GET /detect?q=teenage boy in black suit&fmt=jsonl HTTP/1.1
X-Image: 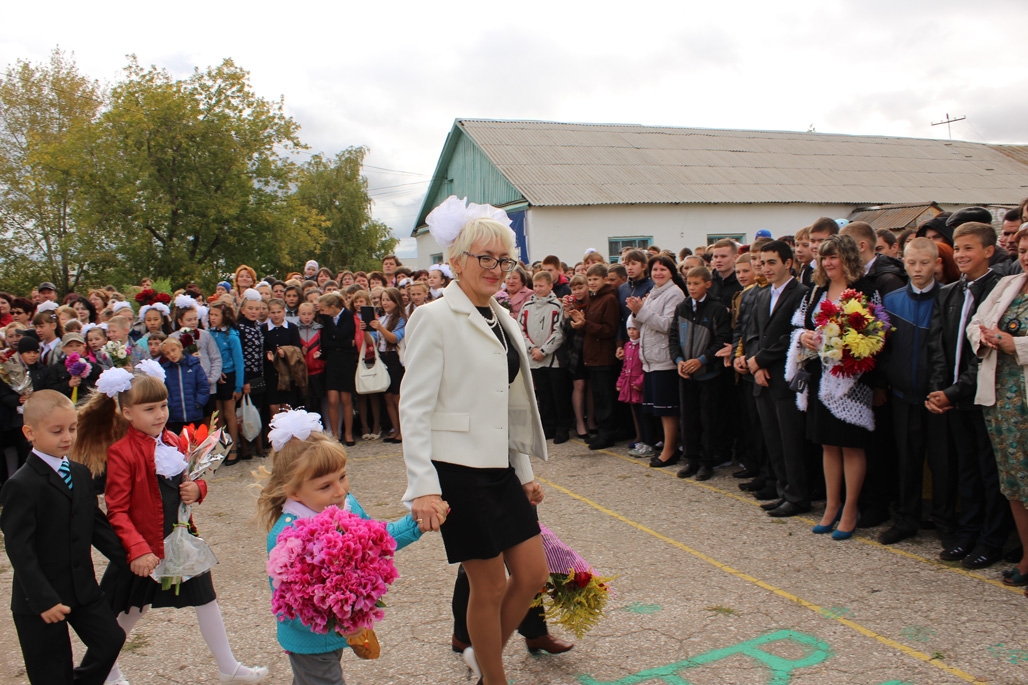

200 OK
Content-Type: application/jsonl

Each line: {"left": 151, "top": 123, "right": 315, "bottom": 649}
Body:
{"left": 927, "top": 222, "right": 1010, "bottom": 569}
{"left": 748, "top": 241, "right": 811, "bottom": 517}
{"left": 1, "top": 390, "right": 126, "bottom": 684}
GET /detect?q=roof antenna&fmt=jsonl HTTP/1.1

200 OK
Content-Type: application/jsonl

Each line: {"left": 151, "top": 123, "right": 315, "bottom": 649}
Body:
{"left": 806, "top": 124, "right": 816, "bottom": 133}
{"left": 931, "top": 113, "right": 965, "bottom": 140}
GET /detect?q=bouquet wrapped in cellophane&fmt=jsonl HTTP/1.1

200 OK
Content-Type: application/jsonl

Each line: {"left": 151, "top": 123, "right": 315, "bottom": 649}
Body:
{"left": 531, "top": 524, "right": 615, "bottom": 639}
{"left": 150, "top": 414, "right": 232, "bottom": 594}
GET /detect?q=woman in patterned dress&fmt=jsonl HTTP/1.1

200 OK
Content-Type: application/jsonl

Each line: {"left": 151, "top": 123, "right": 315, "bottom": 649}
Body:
{"left": 969, "top": 226, "right": 1028, "bottom": 588}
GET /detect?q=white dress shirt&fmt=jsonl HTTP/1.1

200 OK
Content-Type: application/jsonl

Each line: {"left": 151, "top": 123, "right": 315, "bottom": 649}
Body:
{"left": 769, "top": 277, "right": 794, "bottom": 314}
{"left": 954, "top": 270, "right": 992, "bottom": 384}
{"left": 32, "top": 448, "right": 68, "bottom": 475}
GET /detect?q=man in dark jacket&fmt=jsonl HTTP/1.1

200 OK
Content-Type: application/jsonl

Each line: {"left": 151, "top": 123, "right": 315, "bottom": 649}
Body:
{"left": 926, "top": 221, "right": 1009, "bottom": 568}
{"left": 542, "top": 255, "right": 571, "bottom": 299}
{"left": 880, "top": 238, "right": 948, "bottom": 545}
{"left": 747, "top": 241, "right": 811, "bottom": 517}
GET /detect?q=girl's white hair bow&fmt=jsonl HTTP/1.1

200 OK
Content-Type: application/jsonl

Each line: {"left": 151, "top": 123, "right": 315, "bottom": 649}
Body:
{"left": 36, "top": 301, "right": 58, "bottom": 313}
{"left": 136, "top": 358, "right": 166, "bottom": 382}
{"left": 96, "top": 367, "right": 134, "bottom": 398}
{"left": 174, "top": 294, "right": 198, "bottom": 310}
{"left": 268, "top": 409, "right": 324, "bottom": 452}
{"left": 242, "top": 288, "right": 262, "bottom": 302}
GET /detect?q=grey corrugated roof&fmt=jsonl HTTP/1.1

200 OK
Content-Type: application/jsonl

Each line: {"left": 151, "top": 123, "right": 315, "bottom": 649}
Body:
{"left": 457, "top": 120, "right": 1028, "bottom": 207}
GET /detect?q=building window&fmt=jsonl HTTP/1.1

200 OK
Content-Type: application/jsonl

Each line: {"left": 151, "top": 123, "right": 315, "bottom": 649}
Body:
{"left": 431, "top": 253, "right": 443, "bottom": 265}
{"left": 608, "top": 236, "right": 652, "bottom": 263}
{"left": 706, "top": 233, "right": 745, "bottom": 245}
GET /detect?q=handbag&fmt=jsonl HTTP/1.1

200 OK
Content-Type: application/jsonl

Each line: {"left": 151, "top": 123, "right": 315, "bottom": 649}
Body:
{"left": 355, "top": 347, "right": 390, "bottom": 395}
{"left": 788, "top": 365, "right": 810, "bottom": 393}
{"left": 238, "top": 395, "right": 262, "bottom": 442}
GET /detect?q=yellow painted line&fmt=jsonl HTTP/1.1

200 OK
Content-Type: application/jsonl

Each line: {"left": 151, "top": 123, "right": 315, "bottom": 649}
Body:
{"left": 587, "top": 441, "right": 1022, "bottom": 595}
{"left": 537, "top": 475, "right": 980, "bottom": 683}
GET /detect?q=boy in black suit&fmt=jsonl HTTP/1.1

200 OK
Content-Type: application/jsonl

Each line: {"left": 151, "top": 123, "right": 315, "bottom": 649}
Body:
{"left": 748, "top": 241, "right": 811, "bottom": 517}
{"left": 927, "top": 222, "right": 1010, "bottom": 568}
{"left": 1, "top": 390, "right": 126, "bottom": 684}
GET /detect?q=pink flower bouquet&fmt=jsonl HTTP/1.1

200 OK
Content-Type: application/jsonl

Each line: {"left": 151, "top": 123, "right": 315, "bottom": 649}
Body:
{"left": 268, "top": 505, "right": 398, "bottom": 637}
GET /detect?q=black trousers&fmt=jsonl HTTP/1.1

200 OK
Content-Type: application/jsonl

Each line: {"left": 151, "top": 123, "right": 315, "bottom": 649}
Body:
{"left": 13, "top": 594, "right": 125, "bottom": 685}
{"left": 714, "top": 370, "right": 738, "bottom": 462}
{"left": 737, "top": 380, "right": 768, "bottom": 474}
{"left": 891, "top": 399, "right": 948, "bottom": 533}
{"left": 755, "top": 390, "right": 809, "bottom": 505}
{"left": 531, "top": 367, "right": 571, "bottom": 438}
{"left": 859, "top": 401, "right": 898, "bottom": 517}
{"left": 680, "top": 378, "right": 718, "bottom": 467}
{"left": 452, "top": 565, "right": 547, "bottom": 642}
{"left": 950, "top": 408, "right": 1012, "bottom": 550}
{"left": 588, "top": 366, "right": 619, "bottom": 441}
{"left": 926, "top": 414, "right": 960, "bottom": 542}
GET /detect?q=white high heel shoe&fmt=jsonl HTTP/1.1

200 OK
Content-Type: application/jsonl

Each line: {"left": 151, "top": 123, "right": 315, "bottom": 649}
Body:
{"left": 218, "top": 664, "right": 269, "bottom": 683}
{"left": 462, "top": 647, "right": 481, "bottom": 679}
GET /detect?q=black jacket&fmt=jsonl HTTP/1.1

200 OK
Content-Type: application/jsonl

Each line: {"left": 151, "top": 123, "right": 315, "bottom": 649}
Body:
{"left": 753, "top": 279, "right": 809, "bottom": 398}
{"left": 1, "top": 454, "right": 126, "bottom": 615}
{"left": 317, "top": 311, "right": 358, "bottom": 357}
{"left": 866, "top": 255, "right": 907, "bottom": 300}
{"left": 927, "top": 270, "right": 1002, "bottom": 409}
{"left": 669, "top": 297, "right": 731, "bottom": 382}
{"left": 732, "top": 284, "right": 766, "bottom": 369}
{"left": 709, "top": 270, "right": 743, "bottom": 310}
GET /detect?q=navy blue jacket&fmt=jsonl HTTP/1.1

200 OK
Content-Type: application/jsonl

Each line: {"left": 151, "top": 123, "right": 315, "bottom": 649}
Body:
{"left": 162, "top": 355, "right": 210, "bottom": 423}
{"left": 883, "top": 282, "right": 940, "bottom": 405}
{"left": 617, "top": 276, "right": 654, "bottom": 342}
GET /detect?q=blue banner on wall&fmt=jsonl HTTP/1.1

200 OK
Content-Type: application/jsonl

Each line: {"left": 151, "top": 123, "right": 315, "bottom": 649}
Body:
{"left": 509, "top": 210, "right": 528, "bottom": 263}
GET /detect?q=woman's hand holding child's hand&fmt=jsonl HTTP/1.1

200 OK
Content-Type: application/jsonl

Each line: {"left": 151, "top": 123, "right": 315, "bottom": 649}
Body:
{"left": 130, "top": 553, "right": 160, "bottom": 578}
{"left": 180, "top": 480, "right": 201, "bottom": 505}
{"left": 412, "top": 495, "right": 447, "bottom": 532}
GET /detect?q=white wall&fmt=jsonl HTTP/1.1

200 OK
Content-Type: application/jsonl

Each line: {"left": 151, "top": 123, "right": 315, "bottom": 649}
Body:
{"left": 523, "top": 203, "right": 855, "bottom": 264}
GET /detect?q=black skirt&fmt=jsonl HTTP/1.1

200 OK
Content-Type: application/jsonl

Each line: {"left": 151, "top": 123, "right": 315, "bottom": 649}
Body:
{"left": 101, "top": 473, "right": 216, "bottom": 613}
{"left": 214, "top": 371, "right": 236, "bottom": 401}
{"left": 433, "top": 461, "right": 540, "bottom": 564}
{"left": 805, "top": 363, "right": 872, "bottom": 449}
{"left": 324, "top": 351, "right": 357, "bottom": 394}
{"left": 643, "top": 369, "right": 680, "bottom": 416}
{"left": 381, "top": 350, "right": 404, "bottom": 395}
{"left": 264, "top": 366, "right": 299, "bottom": 406}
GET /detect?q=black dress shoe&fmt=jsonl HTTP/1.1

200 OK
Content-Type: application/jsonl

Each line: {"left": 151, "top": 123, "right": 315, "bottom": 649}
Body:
{"left": 767, "top": 501, "right": 811, "bottom": 518}
{"left": 961, "top": 546, "right": 1003, "bottom": 569}
{"left": 733, "top": 467, "right": 759, "bottom": 479}
{"left": 694, "top": 465, "right": 714, "bottom": 481}
{"left": 1005, "top": 546, "right": 1023, "bottom": 563}
{"left": 760, "top": 498, "right": 786, "bottom": 511}
{"left": 650, "top": 455, "right": 679, "bottom": 468}
{"left": 878, "top": 527, "right": 916, "bottom": 545}
{"left": 739, "top": 479, "right": 766, "bottom": 492}
{"left": 856, "top": 508, "right": 890, "bottom": 529}
{"left": 346, "top": 440, "right": 356, "bottom": 447}
{"left": 554, "top": 432, "right": 570, "bottom": 445}
{"left": 939, "top": 543, "right": 973, "bottom": 561}
{"left": 676, "top": 461, "right": 699, "bottom": 478}
{"left": 753, "top": 486, "right": 780, "bottom": 501}
{"left": 589, "top": 437, "right": 615, "bottom": 451}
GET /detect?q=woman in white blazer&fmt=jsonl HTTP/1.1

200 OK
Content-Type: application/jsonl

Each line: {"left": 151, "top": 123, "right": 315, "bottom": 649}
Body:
{"left": 399, "top": 197, "right": 549, "bottom": 685}
{"left": 968, "top": 229, "right": 1028, "bottom": 586}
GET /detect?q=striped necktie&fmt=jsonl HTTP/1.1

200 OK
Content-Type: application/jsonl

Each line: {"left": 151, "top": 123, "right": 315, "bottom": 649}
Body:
{"left": 58, "top": 460, "right": 73, "bottom": 490}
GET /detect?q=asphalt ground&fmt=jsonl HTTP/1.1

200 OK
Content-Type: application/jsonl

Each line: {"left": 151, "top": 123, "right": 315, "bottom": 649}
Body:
{"left": 2, "top": 437, "right": 1027, "bottom": 684}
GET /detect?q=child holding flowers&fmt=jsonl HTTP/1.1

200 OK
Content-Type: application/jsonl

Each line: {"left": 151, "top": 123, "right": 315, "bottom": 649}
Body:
{"left": 73, "top": 366, "right": 268, "bottom": 684}
{"left": 256, "top": 409, "right": 443, "bottom": 685}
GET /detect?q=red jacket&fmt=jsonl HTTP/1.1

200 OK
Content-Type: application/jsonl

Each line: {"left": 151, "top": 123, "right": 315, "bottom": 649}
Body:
{"left": 105, "top": 426, "right": 208, "bottom": 561}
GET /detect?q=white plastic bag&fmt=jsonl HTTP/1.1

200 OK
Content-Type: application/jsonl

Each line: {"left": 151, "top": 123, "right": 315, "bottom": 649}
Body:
{"left": 150, "top": 504, "right": 219, "bottom": 593}
{"left": 239, "top": 394, "right": 262, "bottom": 442}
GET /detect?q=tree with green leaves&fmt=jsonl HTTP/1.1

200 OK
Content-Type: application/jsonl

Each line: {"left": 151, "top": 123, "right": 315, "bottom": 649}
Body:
{"left": 81, "top": 56, "right": 325, "bottom": 287}
{"left": 0, "top": 49, "right": 105, "bottom": 296}
{"left": 295, "top": 148, "right": 397, "bottom": 273}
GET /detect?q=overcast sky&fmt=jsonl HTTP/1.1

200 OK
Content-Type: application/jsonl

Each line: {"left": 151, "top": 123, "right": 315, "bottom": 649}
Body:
{"left": 3, "top": 0, "right": 1026, "bottom": 257}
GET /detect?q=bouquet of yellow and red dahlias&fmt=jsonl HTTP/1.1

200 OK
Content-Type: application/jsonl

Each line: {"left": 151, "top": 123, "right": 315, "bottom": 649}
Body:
{"left": 532, "top": 524, "right": 615, "bottom": 639}
{"left": 812, "top": 289, "right": 892, "bottom": 379}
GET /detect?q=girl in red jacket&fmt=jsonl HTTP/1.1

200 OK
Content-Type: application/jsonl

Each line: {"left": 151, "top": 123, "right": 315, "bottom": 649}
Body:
{"left": 73, "top": 368, "right": 268, "bottom": 684}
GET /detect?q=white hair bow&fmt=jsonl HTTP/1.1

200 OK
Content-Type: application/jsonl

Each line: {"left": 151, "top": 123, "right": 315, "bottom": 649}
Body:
{"left": 111, "top": 301, "right": 133, "bottom": 314}
{"left": 268, "top": 409, "right": 324, "bottom": 452}
{"left": 96, "top": 367, "right": 134, "bottom": 398}
{"left": 242, "top": 288, "right": 262, "bottom": 302}
{"left": 139, "top": 303, "right": 170, "bottom": 321}
{"left": 174, "top": 294, "right": 198, "bottom": 310}
{"left": 136, "top": 358, "right": 166, "bottom": 382}
{"left": 428, "top": 263, "right": 453, "bottom": 279}
{"left": 81, "top": 323, "right": 97, "bottom": 334}
{"left": 36, "top": 301, "right": 58, "bottom": 313}
{"left": 425, "top": 195, "right": 513, "bottom": 249}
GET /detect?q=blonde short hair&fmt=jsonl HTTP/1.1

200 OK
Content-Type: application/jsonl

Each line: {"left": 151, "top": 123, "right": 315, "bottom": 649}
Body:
{"left": 444, "top": 219, "right": 519, "bottom": 272}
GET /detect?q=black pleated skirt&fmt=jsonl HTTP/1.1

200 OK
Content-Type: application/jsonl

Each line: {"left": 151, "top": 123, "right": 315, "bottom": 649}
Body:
{"left": 324, "top": 351, "right": 357, "bottom": 394}
{"left": 433, "top": 461, "right": 540, "bottom": 564}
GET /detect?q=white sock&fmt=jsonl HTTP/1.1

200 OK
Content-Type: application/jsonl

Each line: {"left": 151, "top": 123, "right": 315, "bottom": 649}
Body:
{"left": 106, "top": 606, "right": 149, "bottom": 683}
{"left": 195, "top": 600, "right": 250, "bottom": 675}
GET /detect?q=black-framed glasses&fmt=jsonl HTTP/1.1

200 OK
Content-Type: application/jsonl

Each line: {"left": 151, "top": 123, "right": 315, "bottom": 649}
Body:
{"left": 464, "top": 252, "right": 518, "bottom": 272}
{"left": 11, "top": 310, "right": 23, "bottom": 315}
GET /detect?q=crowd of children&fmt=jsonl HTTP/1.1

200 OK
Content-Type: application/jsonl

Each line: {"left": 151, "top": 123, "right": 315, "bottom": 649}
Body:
{"left": 4, "top": 201, "right": 1028, "bottom": 683}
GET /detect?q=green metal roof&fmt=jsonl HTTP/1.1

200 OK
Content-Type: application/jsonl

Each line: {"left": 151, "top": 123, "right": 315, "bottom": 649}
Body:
{"left": 411, "top": 120, "right": 526, "bottom": 236}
